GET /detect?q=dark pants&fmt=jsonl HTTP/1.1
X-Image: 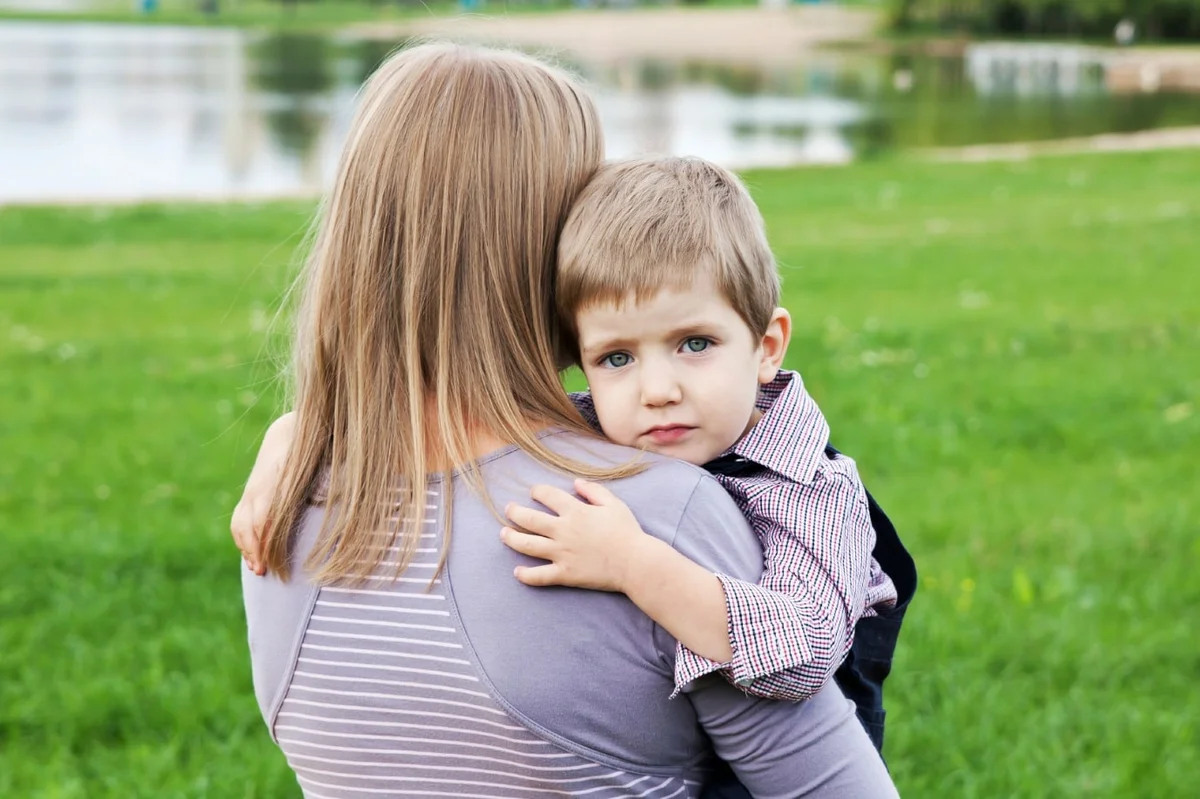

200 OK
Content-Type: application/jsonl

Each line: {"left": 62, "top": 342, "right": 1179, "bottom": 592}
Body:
{"left": 832, "top": 605, "right": 907, "bottom": 754}
{"left": 699, "top": 445, "right": 917, "bottom": 798}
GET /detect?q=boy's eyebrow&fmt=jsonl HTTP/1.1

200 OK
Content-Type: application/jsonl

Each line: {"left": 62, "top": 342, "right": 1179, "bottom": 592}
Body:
{"left": 578, "top": 334, "right": 635, "bottom": 357}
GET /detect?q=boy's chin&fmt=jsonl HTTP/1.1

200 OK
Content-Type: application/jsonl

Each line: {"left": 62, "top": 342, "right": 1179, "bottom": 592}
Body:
{"left": 639, "top": 442, "right": 721, "bottom": 468}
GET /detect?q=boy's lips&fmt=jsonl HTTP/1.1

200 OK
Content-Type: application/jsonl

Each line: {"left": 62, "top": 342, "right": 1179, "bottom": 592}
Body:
{"left": 643, "top": 425, "right": 696, "bottom": 446}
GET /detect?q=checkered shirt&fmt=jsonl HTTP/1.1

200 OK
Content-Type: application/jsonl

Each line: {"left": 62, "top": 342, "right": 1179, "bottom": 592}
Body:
{"left": 570, "top": 370, "right": 897, "bottom": 701}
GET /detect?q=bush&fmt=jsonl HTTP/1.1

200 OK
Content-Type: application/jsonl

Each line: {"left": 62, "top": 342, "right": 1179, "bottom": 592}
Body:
{"left": 887, "top": 0, "right": 1200, "bottom": 40}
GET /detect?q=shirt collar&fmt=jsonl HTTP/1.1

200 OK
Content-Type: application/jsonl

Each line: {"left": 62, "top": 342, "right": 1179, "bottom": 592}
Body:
{"left": 729, "top": 370, "right": 830, "bottom": 485}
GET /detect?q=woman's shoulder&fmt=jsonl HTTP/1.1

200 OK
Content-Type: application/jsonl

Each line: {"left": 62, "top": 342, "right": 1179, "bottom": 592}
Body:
{"left": 541, "top": 430, "right": 725, "bottom": 522}
{"left": 484, "top": 430, "right": 752, "bottom": 554}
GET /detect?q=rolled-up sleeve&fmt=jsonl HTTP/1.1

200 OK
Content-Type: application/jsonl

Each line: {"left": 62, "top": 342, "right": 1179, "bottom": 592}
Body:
{"left": 673, "top": 467, "right": 875, "bottom": 701}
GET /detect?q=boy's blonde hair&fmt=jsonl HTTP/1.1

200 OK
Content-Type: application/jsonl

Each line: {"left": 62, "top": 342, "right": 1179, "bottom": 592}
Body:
{"left": 556, "top": 156, "right": 780, "bottom": 359}
{"left": 265, "top": 42, "right": 636, "bottom": 583}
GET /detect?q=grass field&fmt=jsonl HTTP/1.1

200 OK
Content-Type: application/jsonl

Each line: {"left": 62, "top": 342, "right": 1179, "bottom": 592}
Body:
{"left": 2, "top": 149, "right": 1198, "bottom": 797}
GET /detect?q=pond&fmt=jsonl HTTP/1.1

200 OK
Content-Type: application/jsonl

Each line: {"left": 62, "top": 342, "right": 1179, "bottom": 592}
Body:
{"left": 2, "top": 20, "right": 1199, "bottom": 204}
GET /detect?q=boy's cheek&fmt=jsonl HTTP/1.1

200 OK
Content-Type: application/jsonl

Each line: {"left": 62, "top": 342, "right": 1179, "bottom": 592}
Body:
{"left": 589, "top": 393, "right": 638, "bottom": 448}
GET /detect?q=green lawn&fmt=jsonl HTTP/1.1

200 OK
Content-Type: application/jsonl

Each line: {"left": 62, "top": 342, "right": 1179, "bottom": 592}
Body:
{"left": 2, "top": 149, "right": 1197, "bottom": 797}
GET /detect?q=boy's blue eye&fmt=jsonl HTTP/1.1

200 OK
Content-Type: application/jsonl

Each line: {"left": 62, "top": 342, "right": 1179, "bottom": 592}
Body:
{"left": 601, "top": 352, "right": 631, "bottom": 368}
{"left": 683, "top": 337, "right": 710, "bottom": 353}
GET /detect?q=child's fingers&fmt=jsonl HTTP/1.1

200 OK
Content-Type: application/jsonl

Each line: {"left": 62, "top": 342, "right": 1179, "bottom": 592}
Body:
{"left": 573, "top": 479, "right": 619, "bottom": 507}
{"left": 500, "top": 527, "right": 557, "bottom": 561}
{"left": 513, "top": 563, "right": 565, "bottom": 587}
{"left": 230, "top": 500, "right": 259, "bottom": 553}
{"left": 232, "top": 500, "right": 271, "bottom": 575}
{"left": 528, "top": 484, "right": 583, "bottom": 515}
{"left": 503, "top": 502, "right": 559, "bottom": 536}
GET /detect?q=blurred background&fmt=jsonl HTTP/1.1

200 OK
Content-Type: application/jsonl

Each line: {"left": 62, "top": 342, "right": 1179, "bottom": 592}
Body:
{"left": 1, "top": 1, "right": 1197, "bottom": 797}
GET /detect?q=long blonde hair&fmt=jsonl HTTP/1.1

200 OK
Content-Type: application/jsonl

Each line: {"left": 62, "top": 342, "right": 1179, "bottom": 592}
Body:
{"left": 265, "top": 42, "right": 632, "bottom": 583}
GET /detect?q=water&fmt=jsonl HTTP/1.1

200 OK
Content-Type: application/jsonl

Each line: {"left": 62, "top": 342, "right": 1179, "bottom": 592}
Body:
{"left": 2, "top": 21, "right": 1199, "bottom": 205}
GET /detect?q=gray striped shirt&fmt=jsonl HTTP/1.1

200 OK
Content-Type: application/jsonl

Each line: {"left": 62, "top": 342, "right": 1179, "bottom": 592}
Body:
{"left": 243, "top": 430, "right": 897, "bottom": 799}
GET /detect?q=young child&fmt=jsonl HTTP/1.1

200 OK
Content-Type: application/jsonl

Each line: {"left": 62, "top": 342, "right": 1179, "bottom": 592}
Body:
{"left": 499, "top": 157, "right": 914, "bottom": 756}
{"left": 231, "top": 156, "right": 914, "bottom": 760}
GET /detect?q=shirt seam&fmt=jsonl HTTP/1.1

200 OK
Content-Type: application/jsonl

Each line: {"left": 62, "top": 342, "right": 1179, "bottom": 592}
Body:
{"left": 266, "top": 579, "right": 322, "bottom": 744}
{"left": 440, "top": 482, "right": 704, "bottom": 780}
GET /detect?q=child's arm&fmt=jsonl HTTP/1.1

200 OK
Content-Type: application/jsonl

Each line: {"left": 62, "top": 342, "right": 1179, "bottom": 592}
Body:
{"left": 501, "top": 480, "right": 733, "bottom": 664}
{"left": 230, "top": 411, "right": 297, "bottom": 575}
{"left": 502, "top": 470, "right": 874, "bottom": 702}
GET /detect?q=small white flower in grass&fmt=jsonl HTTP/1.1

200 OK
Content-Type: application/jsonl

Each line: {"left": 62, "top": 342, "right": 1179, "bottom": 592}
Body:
{"left": 1163, "top": 402, "right": 1192, "bottom": 424}
{"left": 143, "top": 484, "right": 178, "bottom": 504}
{"left": 924, "top": 218, "right": 950, "bottom": 235}
{"left": 958, "top": 289, "right": 989, "bottom": 310}
{"left": 10, "top": 325, "right": 45, "bottom": 352}
{"left": 877, "top": 182, "right": 900, "bottom": 209}
{"left": 822, "top": 316, "right": 848, "bottom": 347}
{"left": 249, "top": 304, "right": 270, "bottom": 332}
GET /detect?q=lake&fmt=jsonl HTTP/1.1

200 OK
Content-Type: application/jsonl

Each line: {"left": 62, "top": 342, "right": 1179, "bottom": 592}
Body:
{"left": 2, "top": 20, "right": 1199, "bottom": 204}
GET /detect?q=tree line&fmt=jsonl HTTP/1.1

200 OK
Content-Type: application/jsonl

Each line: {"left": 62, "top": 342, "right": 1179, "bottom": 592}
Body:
{"left": 886, "top": 0, "right": 1200, "bottom": 40}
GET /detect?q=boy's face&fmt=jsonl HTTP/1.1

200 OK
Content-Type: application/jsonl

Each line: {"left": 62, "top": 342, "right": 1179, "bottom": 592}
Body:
{"left": 575, "top": 279, "right": 789, "bottom": 465}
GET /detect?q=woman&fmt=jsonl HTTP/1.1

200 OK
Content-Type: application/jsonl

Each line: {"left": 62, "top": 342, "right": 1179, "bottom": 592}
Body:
{"left": 242, "top": 42, "right": 897, "bottom": 798}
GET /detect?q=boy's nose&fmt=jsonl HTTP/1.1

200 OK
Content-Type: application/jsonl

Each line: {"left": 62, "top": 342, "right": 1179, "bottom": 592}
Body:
{"left": 640, "top": 367, "right": 683, "bottom": 407}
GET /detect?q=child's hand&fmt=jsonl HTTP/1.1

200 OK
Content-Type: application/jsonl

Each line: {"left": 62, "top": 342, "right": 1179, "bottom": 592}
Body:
{"left": 501, "top": 479, "right": 651, "bottom": 592}
{"left": 230, "top": 412, "right": 296, "bottom": 576}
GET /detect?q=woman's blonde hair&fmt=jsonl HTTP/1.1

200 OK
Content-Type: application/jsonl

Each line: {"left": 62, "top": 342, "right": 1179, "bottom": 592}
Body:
{"left": 265, "top": 42, "right": 629, "bottom": 583}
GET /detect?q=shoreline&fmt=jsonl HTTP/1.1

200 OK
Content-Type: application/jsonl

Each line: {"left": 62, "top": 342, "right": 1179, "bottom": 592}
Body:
{"left": 922, "top": 126, "right": 1200, "bottom": 163}
{"left": 352, "top": 7, "right": 881, "bottom": 65}
{"left": 6, "top": 129, "right": 1200, "bottom": 208}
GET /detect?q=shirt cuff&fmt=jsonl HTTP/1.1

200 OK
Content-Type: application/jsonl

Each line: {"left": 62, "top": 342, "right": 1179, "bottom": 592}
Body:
{"left": 714, "top": 573, "right": 816, "bottom": 691}
{"left": 670, "top": 645, "right": 728, "bottom": 699}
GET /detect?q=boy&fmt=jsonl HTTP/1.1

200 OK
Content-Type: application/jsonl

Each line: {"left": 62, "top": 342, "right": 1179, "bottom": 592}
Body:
{"left": 231, "top": 157, "right": 915, "bottom": 759}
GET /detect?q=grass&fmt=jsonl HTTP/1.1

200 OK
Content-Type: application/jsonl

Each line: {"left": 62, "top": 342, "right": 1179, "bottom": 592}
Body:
{"left": 2, "top": 148, "right": 1197, "bottom": 797}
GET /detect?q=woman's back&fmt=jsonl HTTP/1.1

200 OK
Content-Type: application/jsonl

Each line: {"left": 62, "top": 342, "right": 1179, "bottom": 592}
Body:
{"left": 244, "top": 431, "right": 896, "bottom": 798}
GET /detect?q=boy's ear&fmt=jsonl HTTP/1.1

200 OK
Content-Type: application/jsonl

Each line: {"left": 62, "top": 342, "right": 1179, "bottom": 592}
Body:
{"left": 757, "top": 307, "right": 791, "bottom": 385}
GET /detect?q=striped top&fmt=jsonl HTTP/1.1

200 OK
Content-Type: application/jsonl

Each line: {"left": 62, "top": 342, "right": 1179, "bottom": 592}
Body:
{"left": 273, "top": 489, "right": 698, "bottom": 799}
{"left": 243, "top": 430, "right": 898, "bottom": 799}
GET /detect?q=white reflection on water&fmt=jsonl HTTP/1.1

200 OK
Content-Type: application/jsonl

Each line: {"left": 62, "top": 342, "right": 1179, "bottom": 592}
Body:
{"left": 0, "top": 21, "right": 865, "bottom": 204}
